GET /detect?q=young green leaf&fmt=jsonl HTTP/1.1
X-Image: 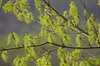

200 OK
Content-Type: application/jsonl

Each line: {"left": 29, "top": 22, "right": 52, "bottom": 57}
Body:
{"left": 7, "top": 33, "right": 12, "bottom": 45}
{"left": 63, "top": 11, "right": 68, "bottom": 19}
{"left": 84, "top": 9, "right": 86, "bottom": 16}
{"left": 13, "top": 56, "right": 20, "bottom": 66}
{"left": 23, "top": 34, "right": 31, "bottom": 49}
{"left": 76, "top": 34, "right": 81, "bottom": 47}
{"left": 79, "top": 61, "right": 85, "bottom": 66}
{"left": 0, "top": 0, "right": 2, "bottom": 7}
{"left": 69, "top": 1, "right": 79, "bottom": 26}
{"left": 88, "top": 31, "right": 95, "bottom": 44}
{"left": 36, "top": 54, "right": 51, "bottom": 66}
{"left": 34, "top": 0, "right": 42, "bottom": 13}
{"left": 2, "top": 1, "right": 13, "bottom": 13}
{"left": 1, "top": 51, "right": 9, "bottom": 62}
{"left": 52, "top": 10, "right": 57, "bottom": 16}
{"left": 33, "top": 36, "right": 38, "bottom": 44}
{"left": 12, "top": 32, "right": 20, "bottom": 46}
{"left": 47, "top": 33, "right": 53, "bottom": 43}
{"left": 20, "top": 57, "right": 27, "bottom": 66}
{"left": 57, "top": 47, "right": 66, "bottom": 59}
{"left": 98, "top": 0, "right": 100, "bottom": 7}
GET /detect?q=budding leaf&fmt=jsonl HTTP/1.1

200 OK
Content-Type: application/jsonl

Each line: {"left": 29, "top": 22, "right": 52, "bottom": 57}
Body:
{"left": 1, "top": 51, "right": 9, "bottom": 62}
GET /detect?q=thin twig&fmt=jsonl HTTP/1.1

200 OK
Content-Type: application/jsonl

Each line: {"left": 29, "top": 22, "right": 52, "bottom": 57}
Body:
{"left": 43, "top": 0, "right": 68, "bottom": 21}
{"left": 79, "top": 0, "right": 91, "bottom": 14}
{"left": 42, "top": 47, "right": 57, "bottom": 57}
{"left": 81, "top": 54, "right": 92, "bottom": 65}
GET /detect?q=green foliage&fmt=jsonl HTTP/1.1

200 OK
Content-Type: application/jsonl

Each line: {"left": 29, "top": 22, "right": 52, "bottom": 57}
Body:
{"left": 87, "top": 57, "right": 100, "bottom": 66}
{"left": 1, "top": 0, "right": 100, "bottom": 66}
{"left": 76, "top": 34, "right": 81, "bottom": 46}
{"left": 36, "top": 54, "right": 51, "bottom": 66}
{"left": 12, "top": 32, "right": 20, "bottom": 46}
{"left": 96, "top": 24, "right": 100, "bottom": 45}
{"left": 7, "top": 33, "right": 12, "bottom": 45}
{"left": 13, "top": 56, "right": 20, "bottom": 66}
{"left": 2, "top": 1, "right": 13, "bottom": 13}
{"left": 7, "top": 32, "right": 20, "bottom": 46}
{"left": 34, "top": 0, "right": 42, "bottom": 13}
{"left": 98, "top": 0, "right": 100, "bottom": 7}
{"left": 0, "top": 0, "right": 2, "bottom": 7}
{"left": 62, "top": 34, "right": 71, "bottom": 46}
{"left": 23, "top": 34, "right": 31, "bottom": 49}
{"left": 47, "top": 33, "right": 53, "bottom": 43}
{"left": 26, "top": 47, "right": 37, "bottom": 59}
{"left": 63, "top": 11, "right": 68, "bottom": 19}
{"left": 84, "top": 9, "right": 87, "bottom": 16}
{"left": 44, "top": 6, "right": 50, "bottom": 13}
{"left": 17, "top": 10, "right": 34, "bottom": 24}
{"left": 33, "top": 36, "right": 38, "bottom": 44}
{"left": 51, "top": 10, "right": 57, "bottom": 16}
{"left": 87, "top": 14, "right": 95, "bottom": 44}
{"left": 13, "top": 56, "right": 28, "bottom": 66}
{"left": 57, "top": 47, "right": 66, "bottom": 59}
{"left": 2, "top": 0, "right": 34, "bottom": 24}
{"left": 20, "top": 57, "right": 27, "bottom": 66}
{"left": 72, "top": 49, "right": 81, "bottom": 60}
{"left": 79, "top": 61, "right": 85, "bottom": 66}
{"left": 69, "top": 1, "right": 79, "bottom": 26}
{"left": 1, "top": 51, "right": 9, "bottom": 62}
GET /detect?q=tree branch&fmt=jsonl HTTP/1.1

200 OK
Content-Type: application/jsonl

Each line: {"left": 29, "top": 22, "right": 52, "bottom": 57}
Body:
{"left": 0, "top": 42, "right": 47, "bottom": 51}
{"left": 1, "top": 42, "right": 100, "bottom": 51}
{"left": 43, "top": 0, "right": 89, "bottom": 38}
{"left": 51, "top": 42, "right": 100, "bottom": 49}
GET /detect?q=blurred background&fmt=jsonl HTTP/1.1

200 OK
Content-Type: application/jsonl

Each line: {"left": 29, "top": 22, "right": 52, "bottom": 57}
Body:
{"left": 0, "top": 0, "right": 100, "bottom": 66}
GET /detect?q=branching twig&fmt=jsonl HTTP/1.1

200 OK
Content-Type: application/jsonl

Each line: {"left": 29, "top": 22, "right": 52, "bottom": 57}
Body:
{"left": 42, "top": 47, "right": 57, "bottom": 57}
{"left": 43, "top": 0, "right": 68, "bottom": 21}
{"left": 43, "top": 0, "right": 89, "bottom": 38}
{"left": 79, "top": 0, "right": 91, "bottom": 14}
